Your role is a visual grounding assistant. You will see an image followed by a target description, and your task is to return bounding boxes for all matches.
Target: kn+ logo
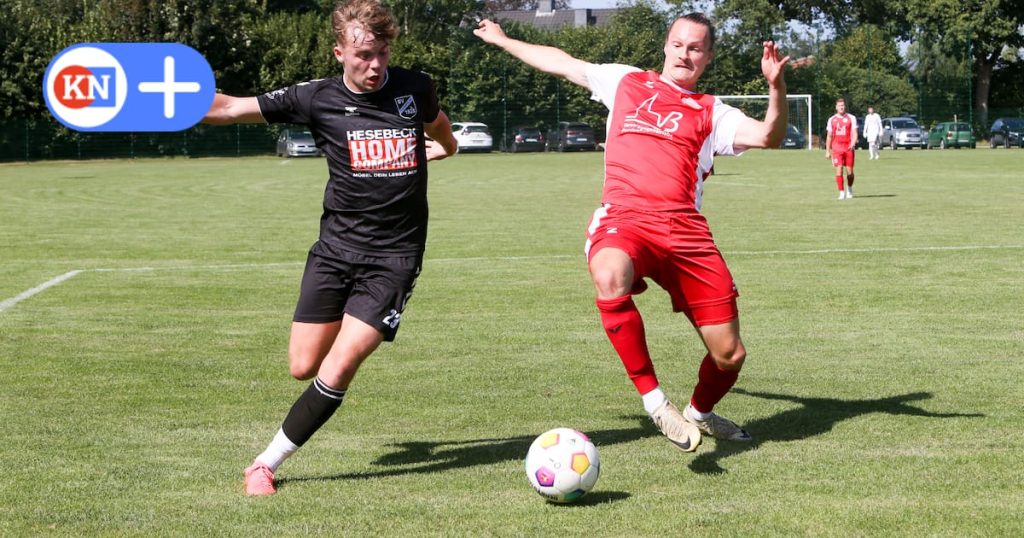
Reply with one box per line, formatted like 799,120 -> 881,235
44,43 -> 215,132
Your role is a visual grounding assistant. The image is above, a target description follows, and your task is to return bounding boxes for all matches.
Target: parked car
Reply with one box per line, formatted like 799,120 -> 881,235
276,129 -> 321,157
546,121 -> 598,152
988,117 -> 1024,148
451,122 -> 493,153
926,121 -> 976,149
854,116 -> 869,149
780,123 -> 807,149
504,126 -> 545,153
881,117 -> 925,149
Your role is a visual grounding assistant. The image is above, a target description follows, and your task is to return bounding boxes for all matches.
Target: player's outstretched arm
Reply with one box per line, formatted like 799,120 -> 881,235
473,19 -> 591,90
734,41 -> 789,149
424,110 -> 459,161
202,94 -> 265,125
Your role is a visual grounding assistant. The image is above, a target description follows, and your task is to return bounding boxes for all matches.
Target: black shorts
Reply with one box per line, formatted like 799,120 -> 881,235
293,249 -> 422,342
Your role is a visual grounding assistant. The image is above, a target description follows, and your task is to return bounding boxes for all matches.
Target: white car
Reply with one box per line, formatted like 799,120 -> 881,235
451,122 -> 493,153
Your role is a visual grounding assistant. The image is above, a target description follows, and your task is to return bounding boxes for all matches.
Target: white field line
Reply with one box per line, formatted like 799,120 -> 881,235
728,244 -> 1024,256
90,262 -> 304,272
706,181 -> 767,188
3,245 -> 1022,313
0,270 -> 83,313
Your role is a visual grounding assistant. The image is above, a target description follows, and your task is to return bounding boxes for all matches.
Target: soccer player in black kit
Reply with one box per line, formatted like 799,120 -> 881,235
203,0 -> 458,495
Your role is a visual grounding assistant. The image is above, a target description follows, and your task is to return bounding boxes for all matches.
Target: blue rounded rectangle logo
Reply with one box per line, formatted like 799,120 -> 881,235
43,43 -> 215,132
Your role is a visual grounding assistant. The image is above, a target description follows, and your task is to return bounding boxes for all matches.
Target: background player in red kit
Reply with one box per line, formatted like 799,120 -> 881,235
826,98 -> 858,199
203,0 -> 458,495
474,14 -> 789,452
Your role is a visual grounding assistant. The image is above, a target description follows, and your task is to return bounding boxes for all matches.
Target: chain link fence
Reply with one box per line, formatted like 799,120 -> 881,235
0,120 -> 282,161
3,73 -> 1021,162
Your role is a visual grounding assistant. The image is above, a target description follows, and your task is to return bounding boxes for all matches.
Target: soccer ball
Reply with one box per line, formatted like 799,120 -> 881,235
524,427 -> 600,503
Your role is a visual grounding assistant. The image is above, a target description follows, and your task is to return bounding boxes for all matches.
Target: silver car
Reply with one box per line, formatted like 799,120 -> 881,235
881,117 -> 925,150
276,129 -> 322,157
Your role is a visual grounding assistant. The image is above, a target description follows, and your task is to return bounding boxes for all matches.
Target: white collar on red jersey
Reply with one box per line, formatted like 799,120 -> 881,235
657,74 -> 705,110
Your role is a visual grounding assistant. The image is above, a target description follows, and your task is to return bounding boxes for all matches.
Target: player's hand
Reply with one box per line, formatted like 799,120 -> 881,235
473,19 -> 508,45
425,138 -> 454,161
760,41 -> 789,89
825,150 -> 831,159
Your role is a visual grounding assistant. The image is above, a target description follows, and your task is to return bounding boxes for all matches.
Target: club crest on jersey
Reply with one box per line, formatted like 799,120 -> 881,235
394,95 -> 417,119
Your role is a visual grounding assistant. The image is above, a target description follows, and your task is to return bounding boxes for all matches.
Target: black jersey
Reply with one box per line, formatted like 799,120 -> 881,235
257,67 -> 441,257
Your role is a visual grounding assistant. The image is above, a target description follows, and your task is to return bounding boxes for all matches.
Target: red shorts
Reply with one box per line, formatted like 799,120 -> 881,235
585,205 -> 739,326
831,148 -> 855,168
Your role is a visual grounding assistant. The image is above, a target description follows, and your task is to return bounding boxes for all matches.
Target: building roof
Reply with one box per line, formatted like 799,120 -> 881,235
494,8 -> 618,29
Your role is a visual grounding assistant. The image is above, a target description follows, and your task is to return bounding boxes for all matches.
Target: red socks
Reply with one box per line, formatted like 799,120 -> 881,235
690,353 -> 739,413
847,173 -> 854,187
597,296 -> 742,412
835,174 -> 844,191
596,295 -> 658,394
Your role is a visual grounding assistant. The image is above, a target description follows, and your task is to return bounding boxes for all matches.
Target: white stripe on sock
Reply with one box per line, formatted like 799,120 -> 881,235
313,377 -> 346,400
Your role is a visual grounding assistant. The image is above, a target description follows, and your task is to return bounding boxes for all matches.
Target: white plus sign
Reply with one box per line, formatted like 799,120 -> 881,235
137,56 -> 201,119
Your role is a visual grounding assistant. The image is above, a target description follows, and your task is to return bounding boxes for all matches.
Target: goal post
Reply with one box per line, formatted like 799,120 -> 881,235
717,94 -> 813,150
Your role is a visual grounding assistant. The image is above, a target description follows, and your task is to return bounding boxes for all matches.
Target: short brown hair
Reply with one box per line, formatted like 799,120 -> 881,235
668,13 -> 716,51
331,0 -> 398,46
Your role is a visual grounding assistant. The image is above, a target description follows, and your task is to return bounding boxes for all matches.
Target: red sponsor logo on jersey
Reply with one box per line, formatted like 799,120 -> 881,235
349,136 -> 417,171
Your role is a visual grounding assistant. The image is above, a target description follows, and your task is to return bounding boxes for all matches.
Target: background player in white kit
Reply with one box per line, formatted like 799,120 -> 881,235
474,14 -> 790,453
203,0 -> 458,495
863,106 -> 883,160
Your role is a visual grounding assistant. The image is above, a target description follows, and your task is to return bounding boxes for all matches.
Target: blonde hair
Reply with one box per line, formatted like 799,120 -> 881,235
331,0 -> 398,46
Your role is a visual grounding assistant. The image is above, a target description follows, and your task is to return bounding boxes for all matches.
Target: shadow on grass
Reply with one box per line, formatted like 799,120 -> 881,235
279,390 -> 980,488
551,490 -> 632,506
279,416 -> 656,495
689,389 -> 984,475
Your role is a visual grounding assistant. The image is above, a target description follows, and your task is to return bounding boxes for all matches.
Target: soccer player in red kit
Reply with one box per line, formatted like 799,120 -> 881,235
475,14 -> 790,452
826,98 -> 858,199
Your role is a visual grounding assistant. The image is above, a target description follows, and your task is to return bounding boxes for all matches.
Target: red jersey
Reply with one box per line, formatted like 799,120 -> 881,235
827,113 -> 857,152
585,64 -> 746,215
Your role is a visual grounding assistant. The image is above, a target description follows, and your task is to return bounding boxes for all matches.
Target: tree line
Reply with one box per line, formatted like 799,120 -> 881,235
3,0 -> 1022,139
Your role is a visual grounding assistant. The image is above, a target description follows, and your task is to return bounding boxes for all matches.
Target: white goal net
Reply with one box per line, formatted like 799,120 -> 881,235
718,94 -> 813,150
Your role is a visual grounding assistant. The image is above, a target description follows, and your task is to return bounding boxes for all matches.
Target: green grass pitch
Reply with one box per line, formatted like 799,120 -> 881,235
1,149 -> 1022,535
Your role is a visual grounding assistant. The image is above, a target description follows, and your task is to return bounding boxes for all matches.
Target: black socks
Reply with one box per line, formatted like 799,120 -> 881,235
281,377 -> 346,447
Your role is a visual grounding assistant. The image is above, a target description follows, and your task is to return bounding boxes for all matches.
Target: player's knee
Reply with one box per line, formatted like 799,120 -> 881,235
287,351 -> 320,380
712,344 -> 746,371
590,267 -> 630,297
